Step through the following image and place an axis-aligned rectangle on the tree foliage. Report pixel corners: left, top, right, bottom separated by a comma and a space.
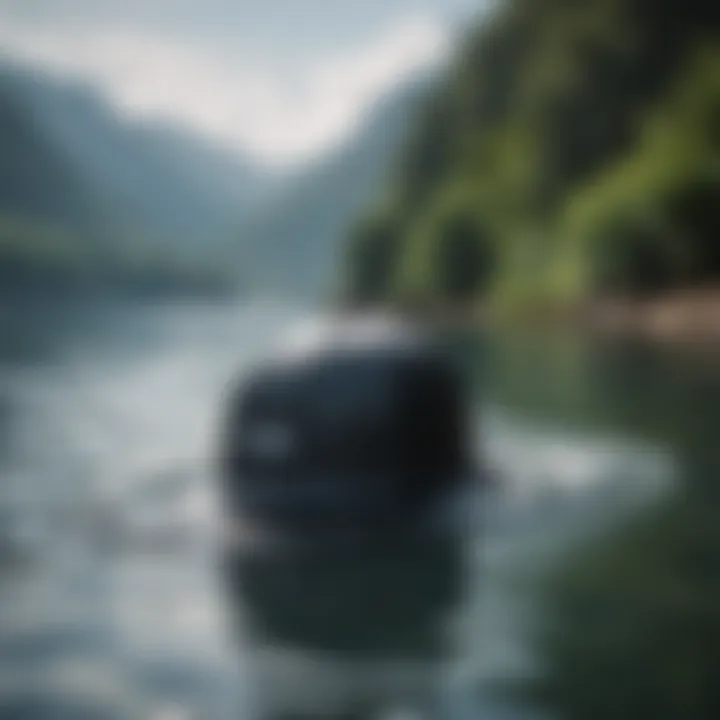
344, 0, 720, 309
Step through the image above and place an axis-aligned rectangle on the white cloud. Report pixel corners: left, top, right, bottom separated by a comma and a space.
0, 14, 449, 167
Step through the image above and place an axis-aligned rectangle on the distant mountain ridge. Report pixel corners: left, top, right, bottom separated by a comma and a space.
236, 80, 431, 299
1, 58, 269, 243
0, 62, 103, 232
0, 56, 431, 299
0, 58, 268, 294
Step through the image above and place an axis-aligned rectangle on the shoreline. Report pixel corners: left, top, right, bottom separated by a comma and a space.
412, 287, 720, 351
585, 289, 720, 346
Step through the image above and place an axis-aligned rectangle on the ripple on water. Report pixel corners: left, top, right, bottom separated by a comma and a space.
0, 304, 676, 719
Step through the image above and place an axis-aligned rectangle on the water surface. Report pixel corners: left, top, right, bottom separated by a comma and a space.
0, 300, 705, 718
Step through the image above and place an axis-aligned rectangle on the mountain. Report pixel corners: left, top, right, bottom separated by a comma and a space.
343, 0, 719, 312
0, 59, 267, 295
0, 63, 104, 233
20, 71, 266, 248
236, 81, 431, 299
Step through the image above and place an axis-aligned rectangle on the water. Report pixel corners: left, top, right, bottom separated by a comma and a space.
0, 299, 711, 719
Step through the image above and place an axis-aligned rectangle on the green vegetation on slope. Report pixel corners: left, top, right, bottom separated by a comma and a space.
0, 216, 228, 298
344, 0, 719, 312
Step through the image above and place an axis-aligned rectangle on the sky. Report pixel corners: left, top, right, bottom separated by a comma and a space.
0, 0, 487, 168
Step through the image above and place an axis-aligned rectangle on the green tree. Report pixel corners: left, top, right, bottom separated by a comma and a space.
344, 208, 403, 305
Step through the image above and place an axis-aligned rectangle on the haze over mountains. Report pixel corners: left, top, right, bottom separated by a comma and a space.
26, 78, 266, 248
237, 81, 429, 298
0, 56, 422, 298
0, 58, 266, 292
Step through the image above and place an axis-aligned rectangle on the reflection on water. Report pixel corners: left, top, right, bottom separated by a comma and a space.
225, 530, 466, 718
0, 301, 684, 718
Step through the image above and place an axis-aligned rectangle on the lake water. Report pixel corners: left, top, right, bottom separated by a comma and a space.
0, 299, 714, 719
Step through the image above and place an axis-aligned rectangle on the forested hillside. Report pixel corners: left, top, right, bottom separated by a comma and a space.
344, 0, 719, 313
